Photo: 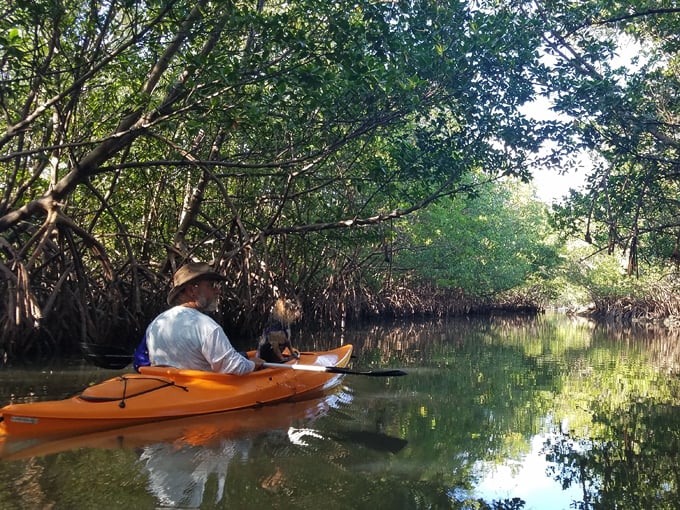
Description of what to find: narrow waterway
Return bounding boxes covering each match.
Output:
[2,313,680,509]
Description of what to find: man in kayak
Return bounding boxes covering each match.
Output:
[143,261,264,374]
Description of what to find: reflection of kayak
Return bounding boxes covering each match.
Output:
[0,345,353,440]
[0,387,350,461]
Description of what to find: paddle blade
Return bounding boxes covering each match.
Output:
[330,430,409,453]
[327,367,408,377]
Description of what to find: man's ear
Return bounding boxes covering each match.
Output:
[182,284,197,300]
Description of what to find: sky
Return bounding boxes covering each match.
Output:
[533,168,589,204]
[520,95,592,204]
[524,36,644,204]
[473,433,585,509]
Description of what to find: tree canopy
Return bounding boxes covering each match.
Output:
[1,0,678,357]
[545,1,680,276]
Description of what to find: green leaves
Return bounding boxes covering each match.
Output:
[535,1,680,272]
[395,179,562,298]
[6,0,663,345]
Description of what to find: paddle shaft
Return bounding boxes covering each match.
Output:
[262,362,406,377]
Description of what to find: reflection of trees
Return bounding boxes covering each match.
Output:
[544,399,680,509]
[327,313,680,509]
[306,314,564,366]
[593,321,680,374]
[5,314,680,508]
[317,316,567,508]
[0,448,154,509]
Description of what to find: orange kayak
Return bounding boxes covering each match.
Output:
[0,345,353,439]
[0,385,349,461]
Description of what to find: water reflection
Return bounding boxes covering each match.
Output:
[3,313,680,509]
[141,438,250,508]
[473,433,582,508]
[315,313,680,509]
[136,396,347,509]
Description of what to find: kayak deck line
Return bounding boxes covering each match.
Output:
[78,375,188,406]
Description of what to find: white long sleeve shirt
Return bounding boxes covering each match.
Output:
[145,306,255,374]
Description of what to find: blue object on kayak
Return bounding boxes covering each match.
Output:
[133,335,150,373]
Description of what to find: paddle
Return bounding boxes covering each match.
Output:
[79,342,133,370]
[262,362,407,377]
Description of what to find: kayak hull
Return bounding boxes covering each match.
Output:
[1,383,350,461]
[0,345,353,439]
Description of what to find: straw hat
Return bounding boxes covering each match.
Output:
[167,262,226,305]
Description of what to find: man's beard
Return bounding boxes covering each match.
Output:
[197,294,219,313]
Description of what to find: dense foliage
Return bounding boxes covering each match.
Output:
[0,0,550,356]
[1,0,679,357]
[395,180,561,298]
[546,1,680,275]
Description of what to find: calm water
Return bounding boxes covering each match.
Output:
[2,313,680,509]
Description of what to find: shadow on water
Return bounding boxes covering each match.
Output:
[2,313,680,509]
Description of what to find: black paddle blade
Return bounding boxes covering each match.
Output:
[79,342,133,369]
[327,367,408,377]
[330,430,408,453]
